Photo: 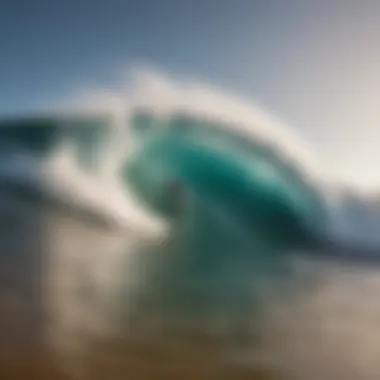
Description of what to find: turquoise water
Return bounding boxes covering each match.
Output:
[0,112,329,279]
[127,112,327,248]
[0,113,327,244]
[122,112,329,319]
[0,112,330,318]
[2,112,380,379]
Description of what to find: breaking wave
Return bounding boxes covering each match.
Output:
[1,69,378,249]
[2,68,380,380]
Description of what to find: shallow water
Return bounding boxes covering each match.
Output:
[0,189,283,380]
[2,187,380,380]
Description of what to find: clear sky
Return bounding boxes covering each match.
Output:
[1,0,380,188]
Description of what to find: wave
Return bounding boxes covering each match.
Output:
[3,68,380,380]
[127,110,328,247]
[1,69,378,250]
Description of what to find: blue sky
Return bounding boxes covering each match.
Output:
[0,0,312,111]
[2,0,380,187]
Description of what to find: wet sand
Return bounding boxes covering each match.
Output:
[0,337,278,380]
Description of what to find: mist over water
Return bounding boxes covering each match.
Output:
[1,69,380,379]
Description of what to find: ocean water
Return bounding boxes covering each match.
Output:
[1,74,380,380]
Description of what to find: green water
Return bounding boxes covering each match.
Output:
[123,112,328,318]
